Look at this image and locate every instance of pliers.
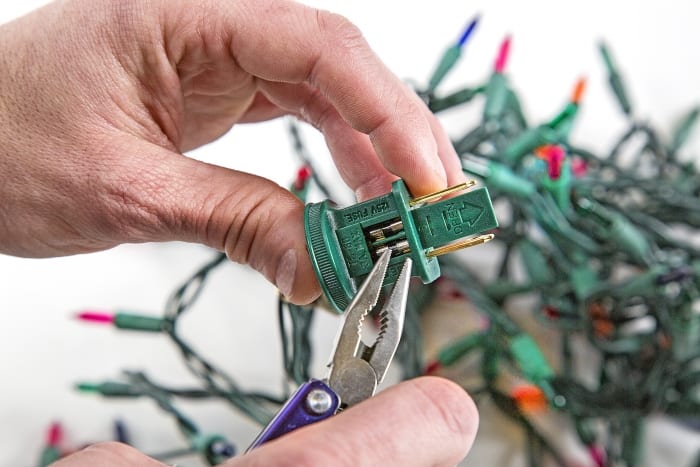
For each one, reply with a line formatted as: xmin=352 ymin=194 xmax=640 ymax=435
xmin=247 ymin=250 xmax=412 ymax=450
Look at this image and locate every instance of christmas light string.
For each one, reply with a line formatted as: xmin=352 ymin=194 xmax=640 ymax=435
xmin=40 ymin=15 xmax=700 ymax=467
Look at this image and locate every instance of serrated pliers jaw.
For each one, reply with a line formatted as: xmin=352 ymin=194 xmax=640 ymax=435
xmin=327 ymin=250 xmax=412 ymax=407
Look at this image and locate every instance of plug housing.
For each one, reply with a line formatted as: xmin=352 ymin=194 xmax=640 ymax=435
xmin=305 ymin=179 xmax=498 ymax=312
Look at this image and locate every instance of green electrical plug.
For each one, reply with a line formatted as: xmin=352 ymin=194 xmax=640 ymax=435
xmin=305 ymin=179 xmax=498 ymax=312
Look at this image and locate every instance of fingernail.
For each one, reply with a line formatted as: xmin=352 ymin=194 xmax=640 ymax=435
xmin=276 ymin=249 xmax=297 ymax=298
xmin=432 ymin=156 xmax=448 ymax=187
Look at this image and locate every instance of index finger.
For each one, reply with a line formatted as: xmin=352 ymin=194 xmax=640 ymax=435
xmin=222 ymin=0 xmax=450 ymax=195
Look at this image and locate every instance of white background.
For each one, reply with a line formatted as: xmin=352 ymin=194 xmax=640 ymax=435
xmin=1 ymin=1 xmax=700 ymax=466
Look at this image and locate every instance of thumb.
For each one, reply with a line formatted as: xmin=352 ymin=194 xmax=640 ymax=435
xmin=106 ymin=138 xmax=320 ymax=304
xmin=225 ymin=377 xmax=479 ymax=466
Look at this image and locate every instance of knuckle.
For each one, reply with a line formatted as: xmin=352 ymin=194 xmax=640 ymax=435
xmin=96 ymin=161 xmax=179 ymax=242
xmin=104 ymin=0 xmax=147 ymax=41
xmin=302 ymin=91 xmax=337 ymax=132
xmin=218 ymin=190 xmax=269 ymax=264
xmin=217 ymin=181 xmax=299 ymax=266
xmin=315 ymin=10 xmax=365 ymax=50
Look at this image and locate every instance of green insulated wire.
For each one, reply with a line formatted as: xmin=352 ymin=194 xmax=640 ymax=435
xmin=70 ymin=21 xmax=700 ymax=467
xmin=278 ymin=299 xmax=315 ymax=385
xmin=599 ymin=42 xmax=632 ymax=116
xmin=429 ymin=86 xmax=485 ymax=113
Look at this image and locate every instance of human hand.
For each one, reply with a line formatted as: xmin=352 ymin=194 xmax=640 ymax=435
xmin=52 ymin=377 xmax=478 ymax=466
xmin=0 ymin=0 xmax=464 ymax=303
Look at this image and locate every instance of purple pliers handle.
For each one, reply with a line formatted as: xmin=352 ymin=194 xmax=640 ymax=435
xmin=246 ymin=379 xmax=340 ymax=450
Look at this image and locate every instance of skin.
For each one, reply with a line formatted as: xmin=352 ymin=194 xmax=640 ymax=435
xmin=0 ymin=0 xmax=477 ymax=464
xmin=54 ymin=377 xmax=478 ymax=466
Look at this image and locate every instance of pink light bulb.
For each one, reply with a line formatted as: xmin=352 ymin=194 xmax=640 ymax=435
xmin=75 ymin=310 xmax=115 ymax=324
xmin=47 ymin=421 xmax=63 ymax=447
xmin=494 ymin=36 xmax=512 ymax=73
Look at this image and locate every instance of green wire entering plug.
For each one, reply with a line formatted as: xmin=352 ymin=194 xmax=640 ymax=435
xmin=304 ymin=179 xmax=498 ymax=312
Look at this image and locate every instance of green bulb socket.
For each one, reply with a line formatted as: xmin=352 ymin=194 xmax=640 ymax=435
xmin=483 ymin=72 xmax=509 ymax=121
xmin=428 ymin=45 xmax=462 ymax=93
xmin=486 ymin=162 xmax=537 ymax=198
xmin=77 ymin=381 xmax=140 ymax=397
xmin=599 ymin=42 xmax=632 ymax=115
xmin=290 ymin=184 xmax=310 ymax=202
xmin=39 ymin=447 xmax=61 ymax=466
xmin=540 ymin=160 xmax=573 ymax=213
xmin=304 ymin=179 xmax=498 ymax=312
xmin=503 ymin=125 xmax=558 ymax=164
xmin=510 ymin=334 xmax=554 ymax=383
xmin=609 ymin=74 xmax=632 ymax=116
xmin=114 ymin=312 xmax=164 ymax=332
xmin=548 ymin=102 xmax=579 ymax=131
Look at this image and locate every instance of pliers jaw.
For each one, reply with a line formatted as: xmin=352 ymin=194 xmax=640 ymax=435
xmin=327 ymin=250 xmax=412 ymax=407
xmin=247 ymin=250 xmax=412 ymax=451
